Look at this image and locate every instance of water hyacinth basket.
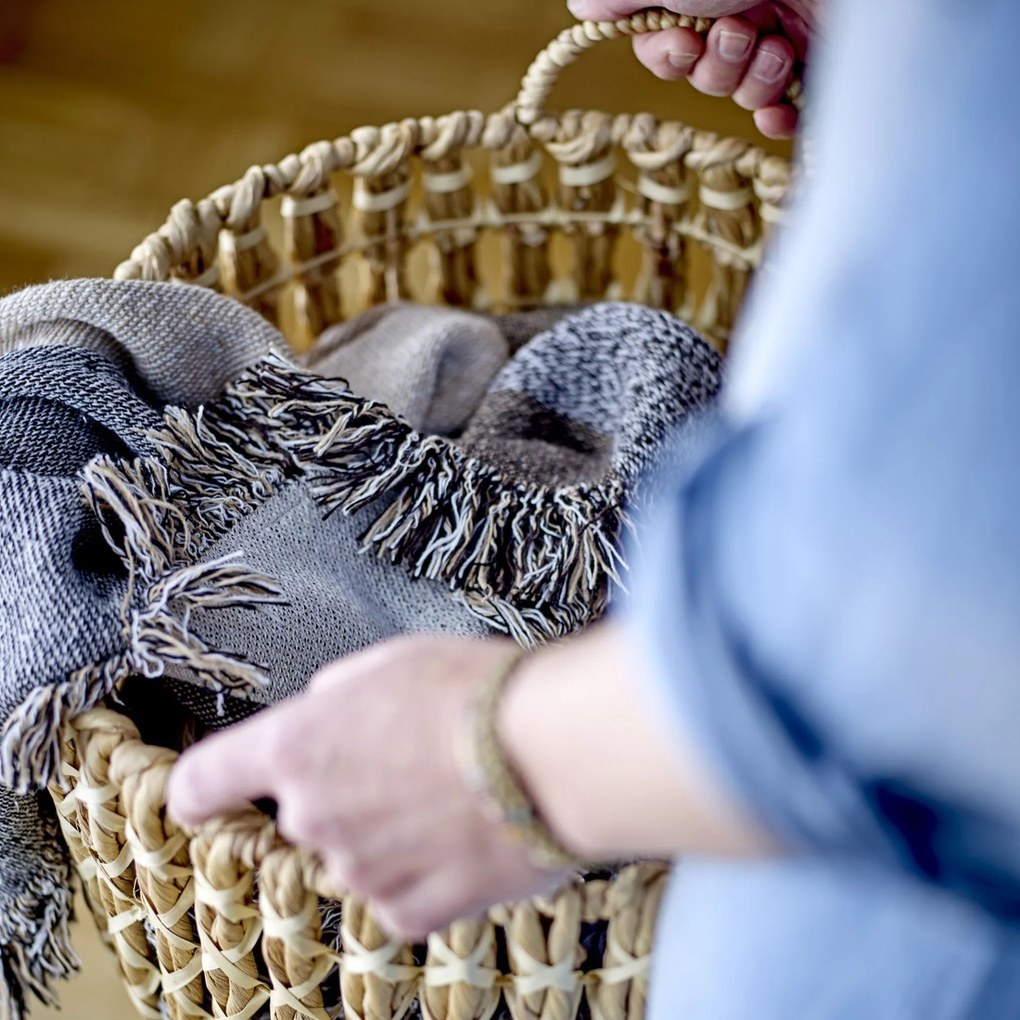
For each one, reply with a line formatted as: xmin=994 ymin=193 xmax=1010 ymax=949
xmin=49 ymin=12 xmax=800 ymax=1020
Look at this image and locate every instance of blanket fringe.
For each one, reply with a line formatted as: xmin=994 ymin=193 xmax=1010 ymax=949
xmin=4 ymin=348 xmax=633 ymax=789
xmin=0 ymin=852 xmax=78 ymax=1020
xmin=1 ymin=458 xmax=285 ymax=795
xmin=177 ymin=353 xmax=633 ymax=643
xmin=0 ymin=662 xmax=123 ymax=796
xmin=83 ymin=456 xmax=285 ymax=691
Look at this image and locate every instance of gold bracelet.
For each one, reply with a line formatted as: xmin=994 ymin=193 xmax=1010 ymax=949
xmin=458 ymin=647 xmax=587 ymax=872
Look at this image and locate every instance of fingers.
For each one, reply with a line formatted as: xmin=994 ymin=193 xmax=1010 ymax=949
xmin=372 ymin=866 xmax=489 ymax=943
xmin=732 ymin=33 xmax=795 ymax=111
xmin=688 ymin=16 xmax=758 ymax=97
xmin=632 ymin=14 xmax=798 ymax=135
xmin=632 ymin=28 xmax=706 ymax=81
xmin=166 ymin=710 xmax=285 ymax=828
xmin=753 ymin=103 xmax=800 ymax=139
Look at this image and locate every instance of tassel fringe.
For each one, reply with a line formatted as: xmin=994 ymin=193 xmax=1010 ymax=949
xmin=3 ymin=349 xmax=632 ymax=790
xmin=0 ymin=849 xmax=78 ymax=1020
xmin=193 ymin=353 xmax=633 ymax=642
xmin=1 ymin=457 xmax=285 ymax=795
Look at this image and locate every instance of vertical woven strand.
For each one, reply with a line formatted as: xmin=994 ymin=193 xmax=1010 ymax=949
xmin=590 ymin=864 xmax=668 ymax=1020
xmin=503 ymin=883 xmax=585 ymax=1020
xmin=686 ymin=133 xmax=759 ymax=348
xmin=260 ymin=849 xmax=335 ymax=1020
xmin=217 ymin=167 xmax=284 ymax=326
xmin=50 ymin=731 xmax=107 ymax=935
xmin=340 ymin=899 xmax=420 ymax=1020
xmin=193 ymin=818 xmax=274 ymax=1020
xmin=421 ymin=149 xmax=480 ymax=308
xmin=282 ymin=188 xmax=344 ymax=352
xmin=622 ymin=117 xmax=696 ymax=316
xmin=542 ymin=112 xmax=620 ymax=303
xmin=72 ymin=712 xmax=163 ymax=1020
xmin=421 ymin=918 xmax=501 ymax=1020
xmin=351 ymin=120 xmax=415 ymax=312
xmin=486 ymin=122 xmax=552 ymax=309
xmin=167 ymin=199 xmax=224 ymax=292
xmin=114 ymin=743 xmax=209 ymax=1020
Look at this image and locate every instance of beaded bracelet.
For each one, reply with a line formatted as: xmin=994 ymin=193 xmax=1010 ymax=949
xmin=458 ymin=648 xmax=587 ymax=872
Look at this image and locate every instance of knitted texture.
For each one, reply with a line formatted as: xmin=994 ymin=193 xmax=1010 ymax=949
xmin=0 ymin=279 xmax=721 ymax=1017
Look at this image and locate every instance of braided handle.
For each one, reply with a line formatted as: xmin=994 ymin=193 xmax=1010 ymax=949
xmin=514 ymin=9 xmax=804 ymax=126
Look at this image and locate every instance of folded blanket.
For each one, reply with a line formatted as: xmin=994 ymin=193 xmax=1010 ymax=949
xmin=0 ymin=280 xmax=721 ymax=1017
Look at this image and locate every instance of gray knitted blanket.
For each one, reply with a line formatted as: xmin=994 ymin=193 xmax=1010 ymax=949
xmin=0 ymin=279 xmax=721 ymax=1018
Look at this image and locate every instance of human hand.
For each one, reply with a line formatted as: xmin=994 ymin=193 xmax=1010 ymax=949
xmin=567 ymin=1 xmax=817 ymax=138
xmin=166 ymin=635 xmax=567 ymax=942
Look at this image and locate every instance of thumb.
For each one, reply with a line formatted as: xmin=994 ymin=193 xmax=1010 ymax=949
xmin=166 ymin=709 xmax=284 ymax=828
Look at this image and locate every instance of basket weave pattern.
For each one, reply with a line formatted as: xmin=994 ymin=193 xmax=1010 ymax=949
xmin=47 ymin=12 xmax=794 ymax=1020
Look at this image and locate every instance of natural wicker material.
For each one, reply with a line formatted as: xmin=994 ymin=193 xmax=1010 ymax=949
xmin=47 ymin=12 xmax=796 ymax=1020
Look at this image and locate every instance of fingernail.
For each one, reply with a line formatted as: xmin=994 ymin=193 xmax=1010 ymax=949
xmin=718 ymin=30 xmax=753 ymax=62
xmin=667 ymin=49 xmax=699 ymax=70
xmin=753 ymin=51 xmax=789 ymax=84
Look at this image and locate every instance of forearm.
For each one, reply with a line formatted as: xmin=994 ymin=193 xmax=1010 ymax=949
xmin=497 ymin=620 xmax=778 ymax=861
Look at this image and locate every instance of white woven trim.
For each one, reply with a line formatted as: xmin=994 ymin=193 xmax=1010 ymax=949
xmin=559 ymin=153 xmax=616 ymax=187
xmin=126 ymin=822 xmax=190 ymax=872
xmin=78 ymin=800 xmax=126 ymax=834
xmin=209 ymin=991 xmax=267 ymax=1020
xmin=491 ymin=150 xmax=543 ymax=185
xmin=73 ymin=781 xmax=118 ymax=806
xmin=758 ymin=201 xmax=787 ymax=224
xmin=194 ymin=870 xmax=261 ymax=924
xmin=153 ymin=876 xmax=196 ymax=932
xmin=592 ymin=927 xmax=650 ymax=986
xmin=698 ymin=185 xmax=753 ymax=211
xmin=511 ymin=946 xmax=578 ymax=996
xmin=420 ymin=985 xmax=502 ymax=1020
xmin=171 ymin=266 xmax=220 ymax=288
xmin=424 ymin=931 xmax=499 ymax=989
xmin=422 ymin=165 xmax=473 ymax=193
xmin=113 ymin=927 xmax=158 ymax=974
xmin=160 ymin=951 xmax=205 ymax=995
xmin=103 ymin=840 xmax=135 ymax=879
xmin=281 ymin=191 xmax=338 ymax=218
xmin=160 ymin=989 xmax=217 ymax=1020
xmin=353 ymin=178 xmax=412 ymax=213
xmin=340 ymin=926 xmax=421 ymax=982
xmin=199 ymin=921 xmax=266 ymax=989
xmin=219 ymin=226 xmax=268 ymax=253
xmin=269 ymin=985 xmax=331 ymax=1020
xmin=107 ymin=903 xmax=146 ymax=934
xmin=637 ymin=174 xmax=691 ymax=206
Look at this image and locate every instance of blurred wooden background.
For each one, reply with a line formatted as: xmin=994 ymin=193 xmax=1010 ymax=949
xmin=0 ymin=1 xmax=779 ymax=1016
xmin=0 ymin=0 xmax=780 ymax=298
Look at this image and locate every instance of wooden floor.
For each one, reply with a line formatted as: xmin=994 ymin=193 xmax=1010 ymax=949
xmin=0 ymin=2 xmax=783 ymax=1017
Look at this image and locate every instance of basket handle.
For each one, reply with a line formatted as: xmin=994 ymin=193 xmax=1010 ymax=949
xmin=513 ymin=9 xmax=804 ymax=126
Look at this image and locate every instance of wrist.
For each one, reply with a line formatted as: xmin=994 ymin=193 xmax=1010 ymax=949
xmin=456 ymin=645 xmax=588 ymax=871
xmin=495 ymin=641 xmax=605 ymax=862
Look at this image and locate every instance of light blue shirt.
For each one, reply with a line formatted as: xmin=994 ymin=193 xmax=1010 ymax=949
xmin=631 ymin=1 xmax=1020 ymax=1015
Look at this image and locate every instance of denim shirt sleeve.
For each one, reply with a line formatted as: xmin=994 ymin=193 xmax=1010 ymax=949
xmin=628 ymin=0 xmax=1020 ymax=919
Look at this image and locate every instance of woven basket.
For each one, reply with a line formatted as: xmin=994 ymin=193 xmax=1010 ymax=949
xmin=48 ymin=12 xmax=798 ymax=1020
